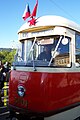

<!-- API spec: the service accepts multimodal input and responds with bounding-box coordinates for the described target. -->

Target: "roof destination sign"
[21,29,54,39]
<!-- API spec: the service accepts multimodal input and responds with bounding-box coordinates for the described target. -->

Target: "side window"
[75,33,80,66]
[26,40,32,60]
[22,42,25,60]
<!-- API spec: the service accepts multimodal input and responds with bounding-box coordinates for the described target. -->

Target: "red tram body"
[9,16,80,120]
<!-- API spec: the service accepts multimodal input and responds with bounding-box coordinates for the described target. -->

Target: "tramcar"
[9,15,80,120]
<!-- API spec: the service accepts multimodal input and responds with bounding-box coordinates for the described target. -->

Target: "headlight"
[18,86,25,97]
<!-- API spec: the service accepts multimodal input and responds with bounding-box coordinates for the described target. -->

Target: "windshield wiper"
[48,36,63,66]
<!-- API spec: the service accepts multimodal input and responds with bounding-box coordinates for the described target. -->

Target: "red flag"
[22,4,31,20]
[31,0,38,17]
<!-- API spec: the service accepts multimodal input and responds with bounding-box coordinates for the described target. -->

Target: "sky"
[0,0,80,48]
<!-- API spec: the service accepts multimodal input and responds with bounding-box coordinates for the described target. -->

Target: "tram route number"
[14,97,27,107]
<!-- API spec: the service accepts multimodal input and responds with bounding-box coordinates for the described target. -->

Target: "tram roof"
[18,15,80,33]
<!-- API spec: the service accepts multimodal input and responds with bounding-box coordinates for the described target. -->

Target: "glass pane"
[26,36,70,67]
[75,33,80,65]
[53,37,70,67]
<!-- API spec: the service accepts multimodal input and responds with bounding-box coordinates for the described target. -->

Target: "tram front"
[9,16,80,119]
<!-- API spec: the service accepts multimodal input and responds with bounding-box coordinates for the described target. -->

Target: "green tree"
[0,49,16,66]
[0,52,5,61]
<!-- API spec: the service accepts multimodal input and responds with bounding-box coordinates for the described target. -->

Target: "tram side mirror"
[61,37,69,45]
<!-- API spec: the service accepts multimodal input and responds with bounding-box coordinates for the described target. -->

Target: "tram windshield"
[14,35,71,67]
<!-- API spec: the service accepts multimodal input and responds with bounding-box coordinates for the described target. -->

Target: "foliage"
[0,49,16,66]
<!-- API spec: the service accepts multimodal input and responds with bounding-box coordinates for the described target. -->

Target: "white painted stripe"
[0,111,9,116]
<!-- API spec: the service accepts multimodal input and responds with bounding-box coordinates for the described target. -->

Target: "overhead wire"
[49,0,79,23]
